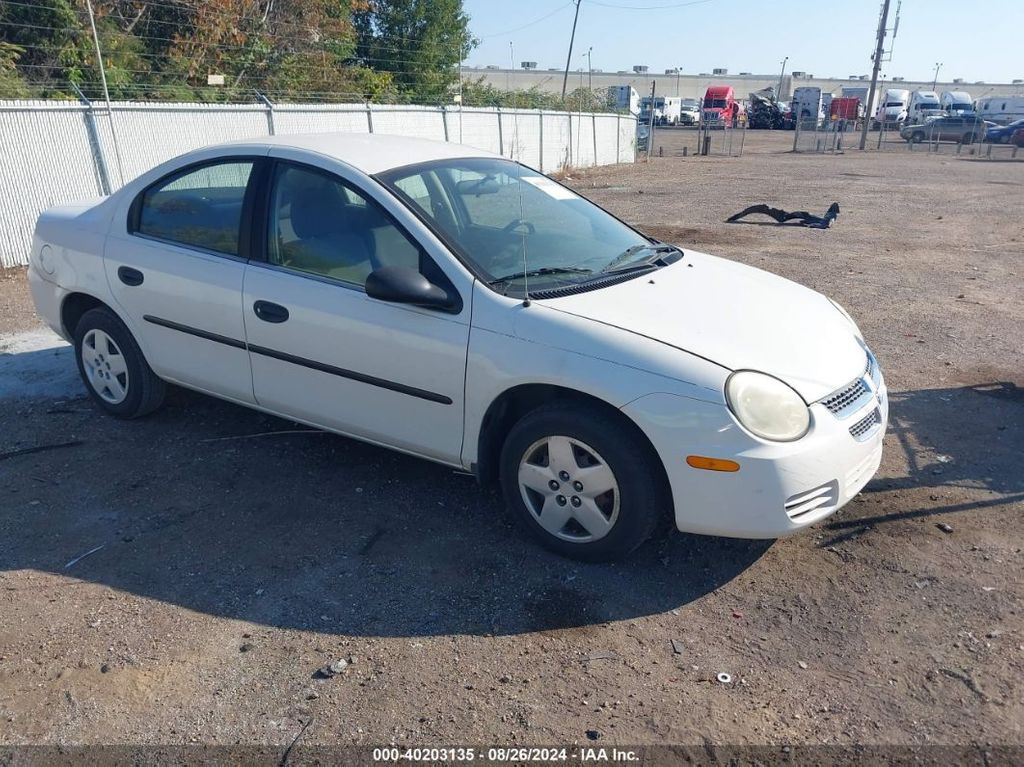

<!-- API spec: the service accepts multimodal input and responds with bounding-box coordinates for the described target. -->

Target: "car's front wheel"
[499,403,665,561]
[74,307,166,418]
[910,131,925,143]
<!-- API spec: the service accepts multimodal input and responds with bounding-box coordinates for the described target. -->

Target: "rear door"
[104,156,264,403]
[241,153,472,464]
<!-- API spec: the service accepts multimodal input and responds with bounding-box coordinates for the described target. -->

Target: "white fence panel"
[571,113,597,168]
[499,109,542,169]
[541,113,571,171]
[95,103,270,186]
[617,115,637,163]
[273,104,370,135]
[0,100,631,269]
[446,107,502,155]
[0,103,105,269]
[594,115,621,166]
[369,105,446,141]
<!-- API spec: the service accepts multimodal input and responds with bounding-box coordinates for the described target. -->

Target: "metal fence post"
[496,106,503,156]
[538,110,544,172]
[615,114,621,163]
[70,83,112,196]
[366,102,374,133]
[255,90,275,136]
[592,113,598,167]
[567,112,572,168]
[441,104,449,142]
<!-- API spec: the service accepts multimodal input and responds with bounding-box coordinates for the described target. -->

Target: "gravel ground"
[0,131,1021,752]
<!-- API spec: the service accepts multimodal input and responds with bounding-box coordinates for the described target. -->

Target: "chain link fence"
[792,115,1022,160]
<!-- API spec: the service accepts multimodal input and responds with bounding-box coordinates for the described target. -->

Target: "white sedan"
[28,133,887,561]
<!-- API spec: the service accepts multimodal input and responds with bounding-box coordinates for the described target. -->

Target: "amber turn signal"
[686,455,740,472]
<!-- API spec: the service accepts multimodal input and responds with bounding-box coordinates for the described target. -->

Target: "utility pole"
[85,0,124,186]
[561,0,582,100]
[777,56,788,99]
[859,0,891,150]
[586,47,593,92]
[676,67,681,97]
[931,62,942,91]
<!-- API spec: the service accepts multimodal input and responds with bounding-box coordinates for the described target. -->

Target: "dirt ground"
[0,131,1022,755]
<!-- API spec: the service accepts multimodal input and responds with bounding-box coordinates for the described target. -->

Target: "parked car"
[900,115,992,144]
[28,134,887,561]
[985,118,1024,143]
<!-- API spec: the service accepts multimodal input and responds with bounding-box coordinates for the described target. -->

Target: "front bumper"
[622,370,888,539]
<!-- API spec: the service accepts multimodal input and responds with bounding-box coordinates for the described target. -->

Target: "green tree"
[353,0,474,102]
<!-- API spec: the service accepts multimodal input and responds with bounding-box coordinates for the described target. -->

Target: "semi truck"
[792,86,823,127]
[639,95,682,126]
[701,85,737,127]
[941,91,974,114]
[907,90,942,123]
[840,85,875,119]
[872,88,910,130]
[608,85,641,116]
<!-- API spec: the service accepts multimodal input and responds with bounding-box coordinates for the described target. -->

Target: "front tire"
[74,307,166,418]
[910,131,924,144]
[499,403,665,561]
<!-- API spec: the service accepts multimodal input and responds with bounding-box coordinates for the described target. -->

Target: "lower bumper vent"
[784,480,839,521]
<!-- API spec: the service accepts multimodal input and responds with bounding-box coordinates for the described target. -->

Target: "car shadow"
[818,381,1024,546]
[1,381,769,638]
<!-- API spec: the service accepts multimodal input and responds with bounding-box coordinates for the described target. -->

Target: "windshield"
[706,99,728,109]
[378,158,652,297]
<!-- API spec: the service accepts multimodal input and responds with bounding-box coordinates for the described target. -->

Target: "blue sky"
[463,0,1022,84]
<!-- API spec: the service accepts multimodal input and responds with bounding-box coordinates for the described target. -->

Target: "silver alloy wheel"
[81,328,129,404]
[517,435,620,543]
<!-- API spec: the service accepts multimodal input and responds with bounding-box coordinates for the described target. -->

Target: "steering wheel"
[501,219,536,236]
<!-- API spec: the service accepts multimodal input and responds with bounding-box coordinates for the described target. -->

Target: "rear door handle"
[117,266,144,286]
[253,300,289,323]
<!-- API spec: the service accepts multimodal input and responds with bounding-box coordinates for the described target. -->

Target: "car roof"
[222,132,500,175]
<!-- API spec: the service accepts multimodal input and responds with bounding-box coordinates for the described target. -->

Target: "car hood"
[541,251,865,403]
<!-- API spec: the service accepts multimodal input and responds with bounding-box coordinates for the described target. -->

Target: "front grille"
[785,480,839,521]
[821,378,872,418]
[849,408,882,441]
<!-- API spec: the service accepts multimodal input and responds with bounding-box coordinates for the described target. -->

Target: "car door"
[104,156,262,404]
[241,154,472,465]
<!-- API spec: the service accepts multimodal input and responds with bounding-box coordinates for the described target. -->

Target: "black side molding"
[143,315,246,349]
[141,315,451,405]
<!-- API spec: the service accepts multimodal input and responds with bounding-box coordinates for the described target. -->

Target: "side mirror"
[365,266,455,311]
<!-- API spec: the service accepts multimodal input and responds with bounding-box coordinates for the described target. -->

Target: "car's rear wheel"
[499,402,665,561]
[963,132,976,145]
[74,307,166,418]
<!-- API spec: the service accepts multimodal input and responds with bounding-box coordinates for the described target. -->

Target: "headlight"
[725,371,810,442]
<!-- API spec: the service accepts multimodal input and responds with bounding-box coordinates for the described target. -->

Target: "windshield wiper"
[600,243,680,273]
[488,266,593,287]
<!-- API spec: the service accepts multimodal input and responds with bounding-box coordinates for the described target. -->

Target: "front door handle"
[117,266,144,286]
[253,300,289,324]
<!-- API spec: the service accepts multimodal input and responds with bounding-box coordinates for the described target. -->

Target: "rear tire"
[499,402,666,562]
[74,307,166,419]
[963,132,976,145]
[910,131,924,144]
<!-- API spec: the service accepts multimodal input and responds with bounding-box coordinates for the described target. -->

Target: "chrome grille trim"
[818,349,882,421]
[849,408,882,441]
[820,378,872,418]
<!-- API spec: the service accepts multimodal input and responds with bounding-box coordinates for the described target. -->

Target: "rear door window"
[134,161,254,255]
